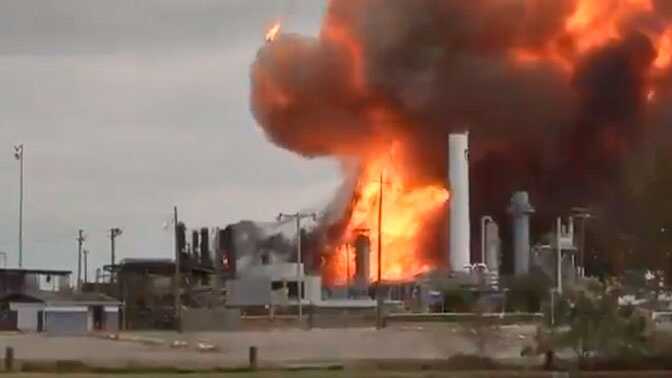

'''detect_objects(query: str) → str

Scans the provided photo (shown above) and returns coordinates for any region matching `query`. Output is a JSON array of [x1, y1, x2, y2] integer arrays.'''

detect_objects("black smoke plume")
[[250, 1, 672, 274]]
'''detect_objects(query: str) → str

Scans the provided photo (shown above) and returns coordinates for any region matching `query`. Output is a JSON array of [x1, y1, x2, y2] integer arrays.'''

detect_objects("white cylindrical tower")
[[448, 132, 470, 272], [485, 220, 501, 273]]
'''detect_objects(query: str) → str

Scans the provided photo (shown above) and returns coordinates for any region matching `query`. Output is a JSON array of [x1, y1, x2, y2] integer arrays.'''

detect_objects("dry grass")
[[3, 372, 672, 378]]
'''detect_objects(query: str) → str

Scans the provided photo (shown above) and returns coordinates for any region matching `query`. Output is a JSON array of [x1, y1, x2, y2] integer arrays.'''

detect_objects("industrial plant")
[[0, 132, 606, 333], [3, 0, 672, 340]]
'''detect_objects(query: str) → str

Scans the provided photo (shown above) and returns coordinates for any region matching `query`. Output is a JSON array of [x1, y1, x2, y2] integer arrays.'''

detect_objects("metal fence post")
[[5, 347, 14, 372]]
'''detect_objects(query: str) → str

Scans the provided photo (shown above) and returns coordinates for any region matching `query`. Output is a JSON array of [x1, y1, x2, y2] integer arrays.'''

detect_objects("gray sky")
[[0, 0, 340, 275]]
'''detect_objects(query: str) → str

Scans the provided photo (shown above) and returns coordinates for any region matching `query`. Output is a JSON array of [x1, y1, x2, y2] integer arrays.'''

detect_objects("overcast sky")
[[0, 0, 340, 276]]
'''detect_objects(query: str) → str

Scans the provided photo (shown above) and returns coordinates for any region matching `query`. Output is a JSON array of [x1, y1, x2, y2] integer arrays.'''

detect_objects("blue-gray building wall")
[[45, 310, 88, 336]]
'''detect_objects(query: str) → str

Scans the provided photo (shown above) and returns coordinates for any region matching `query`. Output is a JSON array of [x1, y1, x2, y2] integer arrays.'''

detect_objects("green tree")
[[555, 279, 648, 364]]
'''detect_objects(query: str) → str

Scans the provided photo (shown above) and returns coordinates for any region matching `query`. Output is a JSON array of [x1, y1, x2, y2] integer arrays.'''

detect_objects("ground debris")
[[170, 340, 189, 348], [197, 342, 218, 352]]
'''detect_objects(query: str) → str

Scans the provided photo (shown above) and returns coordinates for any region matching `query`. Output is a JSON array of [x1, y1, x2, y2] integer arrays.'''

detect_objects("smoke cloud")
[[250, 0, 672, 272]]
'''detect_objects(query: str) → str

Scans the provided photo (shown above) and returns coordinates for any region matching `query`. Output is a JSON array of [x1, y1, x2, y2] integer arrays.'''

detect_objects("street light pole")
[[278, 211, 317, 321], [173, 206, 182, 333], [13, 145, 24, 268]]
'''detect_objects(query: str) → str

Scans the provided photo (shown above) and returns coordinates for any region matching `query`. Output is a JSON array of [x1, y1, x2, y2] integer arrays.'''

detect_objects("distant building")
[[0, 268, 120, 334], [107, 258, 214, 330], [226, 262, 321, 309], [2, 291, 120, 335], [0, 268, 71, 296]]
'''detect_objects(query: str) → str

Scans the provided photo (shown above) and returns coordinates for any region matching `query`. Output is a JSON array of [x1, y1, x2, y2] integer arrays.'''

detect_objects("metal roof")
[[0, 290, 121, 305], [0, 268, 71, 276]]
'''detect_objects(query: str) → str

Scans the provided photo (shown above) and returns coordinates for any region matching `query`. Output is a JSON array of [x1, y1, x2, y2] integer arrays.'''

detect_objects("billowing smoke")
[[250, 1, 672, 274]]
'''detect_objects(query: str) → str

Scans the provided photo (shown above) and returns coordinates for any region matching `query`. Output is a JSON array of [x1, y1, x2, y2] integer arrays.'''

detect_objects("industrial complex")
[[6, 0, 672, 374], [0, 132, 634, 335]]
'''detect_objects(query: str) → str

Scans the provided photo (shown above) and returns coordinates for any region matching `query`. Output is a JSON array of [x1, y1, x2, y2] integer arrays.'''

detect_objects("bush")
[[505, 272, 552, 313], [444, 354, 500, 370], [554, 280, 651, 362], [443, 289, 477, 312]]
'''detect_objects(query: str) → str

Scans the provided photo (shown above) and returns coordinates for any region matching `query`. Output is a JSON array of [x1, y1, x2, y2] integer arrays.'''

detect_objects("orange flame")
[[654, 27, 672, 71], [565, 0, 653, 55], [265, 23, 281, 43], [510, 0, 671, 107], [325, 145, 450, 285], [511, 0, 671, 72]]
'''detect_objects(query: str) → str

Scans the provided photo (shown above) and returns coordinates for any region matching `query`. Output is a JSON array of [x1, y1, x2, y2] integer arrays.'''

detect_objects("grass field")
[[0, 374, 549, 378]]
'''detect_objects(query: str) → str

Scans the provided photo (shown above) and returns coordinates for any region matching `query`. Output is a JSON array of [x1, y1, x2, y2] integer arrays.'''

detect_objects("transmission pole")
[[110, 228, 122, 283], [278, 211, 317, 321], [77, 229, 85, 291]]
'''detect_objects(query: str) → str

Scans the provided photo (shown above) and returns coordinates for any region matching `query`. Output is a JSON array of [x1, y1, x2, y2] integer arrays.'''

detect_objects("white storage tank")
[[448, 132, 471, 272]]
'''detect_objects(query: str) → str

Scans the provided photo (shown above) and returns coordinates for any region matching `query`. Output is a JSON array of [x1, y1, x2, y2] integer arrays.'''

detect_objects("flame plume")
[[265, 23, 281, 43]]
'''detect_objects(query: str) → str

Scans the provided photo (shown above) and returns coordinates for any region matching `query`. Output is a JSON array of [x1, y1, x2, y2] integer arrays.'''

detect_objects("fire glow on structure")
[[324, 145, 449, 285]]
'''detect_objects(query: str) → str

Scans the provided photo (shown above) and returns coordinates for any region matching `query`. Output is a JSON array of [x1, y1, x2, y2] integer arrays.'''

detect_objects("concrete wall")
[[304, 276, 322, 304], [245, 263, 305, 281], [182, 307, 240, 332], [226, 277, 272, 306], [10, 302, 45, 332], [104, 306, 119, 332], [45, 307, 88, 336]]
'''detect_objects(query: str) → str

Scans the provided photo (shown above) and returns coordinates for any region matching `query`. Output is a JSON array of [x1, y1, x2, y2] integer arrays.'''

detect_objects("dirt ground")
[[0, 323, 538, 370]]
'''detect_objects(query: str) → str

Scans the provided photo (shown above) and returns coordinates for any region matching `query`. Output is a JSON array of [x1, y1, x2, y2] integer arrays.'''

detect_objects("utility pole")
[[83, 249, 89, 284], [109, 228, 122, 283], [278, 211, 317, 321], [556, 218, 563, 295], [77, 229, 85, 291], [173, 206, 181, 332], [346, 244, 350, 298], [13, 145, 24, 268], [376, 168, 384, 330]]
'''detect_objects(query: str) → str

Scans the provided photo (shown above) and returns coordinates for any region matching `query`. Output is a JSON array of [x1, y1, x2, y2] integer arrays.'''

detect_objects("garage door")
[[45, 310, 87, 336]]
